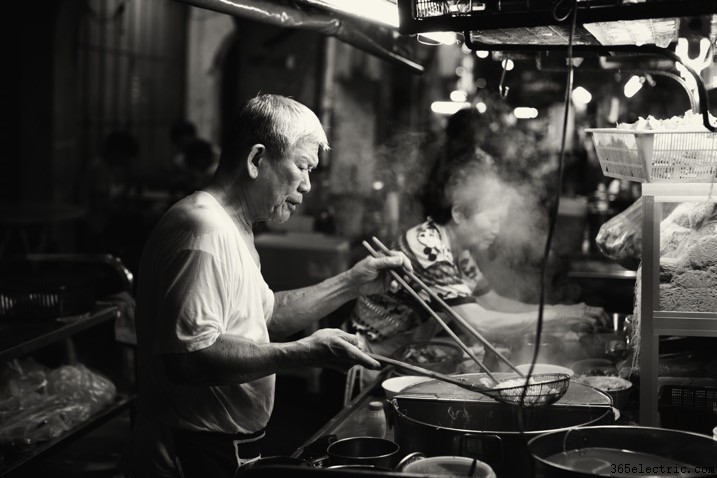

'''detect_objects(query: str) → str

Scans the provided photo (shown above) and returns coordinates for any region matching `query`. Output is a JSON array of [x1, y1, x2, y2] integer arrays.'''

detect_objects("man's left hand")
[[349, 250, 413, 296]]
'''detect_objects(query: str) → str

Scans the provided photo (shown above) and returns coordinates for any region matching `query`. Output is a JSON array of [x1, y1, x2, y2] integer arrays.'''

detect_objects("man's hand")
[[300, 328, 381, 371], [348, 250, 413, 296]]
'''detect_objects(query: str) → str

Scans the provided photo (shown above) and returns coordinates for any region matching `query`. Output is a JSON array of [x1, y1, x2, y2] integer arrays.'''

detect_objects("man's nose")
[[298, 173, 311, 194]]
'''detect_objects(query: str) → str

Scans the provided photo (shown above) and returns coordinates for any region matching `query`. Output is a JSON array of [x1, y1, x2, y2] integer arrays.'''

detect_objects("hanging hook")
[[499, 60, 510, 99]]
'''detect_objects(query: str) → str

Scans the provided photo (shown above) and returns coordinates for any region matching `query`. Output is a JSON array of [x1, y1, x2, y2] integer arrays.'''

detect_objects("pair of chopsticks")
[[362, 236, 526, 384]]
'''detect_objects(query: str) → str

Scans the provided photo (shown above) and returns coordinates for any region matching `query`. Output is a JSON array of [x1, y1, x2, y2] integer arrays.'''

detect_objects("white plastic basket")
[[585, 128, 717, 183]]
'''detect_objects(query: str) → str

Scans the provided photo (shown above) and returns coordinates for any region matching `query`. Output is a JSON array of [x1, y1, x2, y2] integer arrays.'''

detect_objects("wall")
[[186, 8, 234, 146]]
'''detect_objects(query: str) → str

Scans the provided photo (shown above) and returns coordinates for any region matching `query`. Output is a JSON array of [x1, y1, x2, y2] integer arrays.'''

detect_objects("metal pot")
[[389, 375, 614, 478], [528, 425, 717, 477], [402, 456, 497, 477], [326, 436, 400, 469]]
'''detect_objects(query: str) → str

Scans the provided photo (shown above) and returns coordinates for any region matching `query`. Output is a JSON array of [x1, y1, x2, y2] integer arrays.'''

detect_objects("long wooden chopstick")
[[371, 236, 525, 378], [362, 241, 499, 384]]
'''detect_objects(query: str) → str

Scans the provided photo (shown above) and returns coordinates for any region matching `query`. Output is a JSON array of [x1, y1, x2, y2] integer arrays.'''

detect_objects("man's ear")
[[246, 144, 266, 179]]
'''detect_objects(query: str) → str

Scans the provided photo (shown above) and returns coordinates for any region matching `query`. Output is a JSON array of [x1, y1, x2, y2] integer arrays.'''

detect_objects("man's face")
[[262, 140, 318, 223]]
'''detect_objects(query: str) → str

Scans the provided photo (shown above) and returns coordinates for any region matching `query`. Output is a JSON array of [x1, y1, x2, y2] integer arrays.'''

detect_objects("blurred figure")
[[169, 120, 197, 173], [181, 137, 218, 191], [167, 120, 218, 193]]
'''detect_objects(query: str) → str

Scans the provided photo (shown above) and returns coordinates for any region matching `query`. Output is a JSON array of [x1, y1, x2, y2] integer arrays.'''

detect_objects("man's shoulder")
[[166, 192, 228, 229]]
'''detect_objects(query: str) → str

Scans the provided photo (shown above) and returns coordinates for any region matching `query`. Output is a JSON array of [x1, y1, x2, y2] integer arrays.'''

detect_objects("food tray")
[[586, 128, 717, 183]]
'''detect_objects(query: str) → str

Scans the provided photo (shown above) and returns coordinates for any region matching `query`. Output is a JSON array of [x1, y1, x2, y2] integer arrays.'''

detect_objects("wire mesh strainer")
[[372, 354, 570, 407]]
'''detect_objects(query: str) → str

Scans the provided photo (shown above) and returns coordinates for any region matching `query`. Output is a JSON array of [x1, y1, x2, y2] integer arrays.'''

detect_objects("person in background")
[[183, 137, 219, 188], [168, 120, 197, 172], [167, 121, 219, 194], [123, 94, 411, 478], [347, 148, 609, 389]]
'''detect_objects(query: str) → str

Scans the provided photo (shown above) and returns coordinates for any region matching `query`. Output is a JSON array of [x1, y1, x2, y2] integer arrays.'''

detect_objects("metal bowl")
[[391, 341, 463, 375]]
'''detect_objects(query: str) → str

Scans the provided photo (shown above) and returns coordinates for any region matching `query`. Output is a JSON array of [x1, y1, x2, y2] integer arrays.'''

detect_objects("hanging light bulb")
[[623, 75, 644, 98], [450, 90, 468, 102], [572, 86, 592, 104], [431, 101, 471, 115], [513, 107, 538, 119]]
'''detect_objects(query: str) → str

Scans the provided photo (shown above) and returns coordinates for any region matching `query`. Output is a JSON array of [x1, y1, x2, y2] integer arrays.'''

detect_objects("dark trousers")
[[172, 428, 265, 478]]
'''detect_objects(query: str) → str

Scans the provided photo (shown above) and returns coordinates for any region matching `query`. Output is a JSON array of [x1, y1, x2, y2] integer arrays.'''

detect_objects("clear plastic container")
[[363, 401, 387, 439]]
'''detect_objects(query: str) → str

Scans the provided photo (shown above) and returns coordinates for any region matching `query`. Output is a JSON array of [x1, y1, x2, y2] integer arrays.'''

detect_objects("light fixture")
[[418, 31, 458, 45], [572, 86, 592, 105], [623, 75, 643, 98], [476, 102, 487, 113], [431, 101, 471, 115], [450, 90, 469, 102], [475, 50, 490, 59], [309, 0, 399, 28], [501, 59, 515, 71], [372, 180, 385, 190], [513, 107, 538, 119]]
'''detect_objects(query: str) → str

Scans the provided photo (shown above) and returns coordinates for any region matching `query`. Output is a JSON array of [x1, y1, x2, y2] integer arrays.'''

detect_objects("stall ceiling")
[[175, 0, 426, 73]]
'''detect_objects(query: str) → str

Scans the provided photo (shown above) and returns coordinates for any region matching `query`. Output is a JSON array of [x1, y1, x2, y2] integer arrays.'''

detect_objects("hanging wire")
[[517, 0, 579, 416]]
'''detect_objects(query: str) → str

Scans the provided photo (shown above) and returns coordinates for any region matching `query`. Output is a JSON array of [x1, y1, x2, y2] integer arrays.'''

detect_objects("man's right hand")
[[300, 328, 381, 371]]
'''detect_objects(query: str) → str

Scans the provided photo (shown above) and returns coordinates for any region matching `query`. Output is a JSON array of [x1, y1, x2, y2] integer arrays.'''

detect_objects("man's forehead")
[[292, 141, 320, 164]]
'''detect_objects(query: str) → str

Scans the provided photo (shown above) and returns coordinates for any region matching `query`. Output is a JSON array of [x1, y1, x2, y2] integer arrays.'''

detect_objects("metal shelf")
[[0, 395, 135, 477], [638, 190, 717, 426], [0, 306, 119, 363], [0, 305, 133, 475], [397, 0, 717, 34]]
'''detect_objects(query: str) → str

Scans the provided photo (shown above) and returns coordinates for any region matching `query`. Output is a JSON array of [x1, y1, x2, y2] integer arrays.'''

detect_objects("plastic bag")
[[596, 197, 643, 270], [0, 359, 116, 449]]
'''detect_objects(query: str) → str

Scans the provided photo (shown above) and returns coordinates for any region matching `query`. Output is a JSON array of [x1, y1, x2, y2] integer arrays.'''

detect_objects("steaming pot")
[[389, 373, 614, 478]]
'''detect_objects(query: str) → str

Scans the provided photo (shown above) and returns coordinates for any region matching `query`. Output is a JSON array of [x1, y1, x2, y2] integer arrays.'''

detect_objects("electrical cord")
[[517, 0, 578, 429]]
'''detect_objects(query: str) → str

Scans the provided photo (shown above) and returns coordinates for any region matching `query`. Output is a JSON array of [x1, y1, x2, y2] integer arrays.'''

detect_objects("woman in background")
[[347, 149, 609, 390]]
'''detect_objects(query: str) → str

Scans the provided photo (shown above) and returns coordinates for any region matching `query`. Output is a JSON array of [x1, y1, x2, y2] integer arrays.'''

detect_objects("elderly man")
[[123, 94, 409, 478]]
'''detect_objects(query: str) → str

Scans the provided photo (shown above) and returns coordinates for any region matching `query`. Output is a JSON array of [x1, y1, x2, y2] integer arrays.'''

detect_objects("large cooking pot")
[[326, 436, 401, 469], [389, 374, 614, 478], [528, 425, 717, 477]]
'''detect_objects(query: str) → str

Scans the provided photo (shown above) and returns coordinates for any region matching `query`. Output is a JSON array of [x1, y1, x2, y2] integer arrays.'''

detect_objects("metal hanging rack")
[[462, 37, 717, 132]]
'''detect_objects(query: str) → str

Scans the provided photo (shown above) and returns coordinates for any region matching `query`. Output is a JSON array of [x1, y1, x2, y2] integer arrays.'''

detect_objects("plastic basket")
[[586, 128, 717, 183], [658, 384, 717, 435], [659, 384, 717, 411]]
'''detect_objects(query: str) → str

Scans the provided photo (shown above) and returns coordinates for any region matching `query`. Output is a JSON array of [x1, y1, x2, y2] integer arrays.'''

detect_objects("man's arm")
[[268, 252, 412, 338], [165, 328, 379, 386]]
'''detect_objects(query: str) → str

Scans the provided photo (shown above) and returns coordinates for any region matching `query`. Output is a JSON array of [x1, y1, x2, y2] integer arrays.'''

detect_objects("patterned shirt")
[[351, 219, 491, 343]]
